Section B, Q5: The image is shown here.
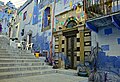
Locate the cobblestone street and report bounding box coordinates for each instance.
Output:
[0,74,88,82]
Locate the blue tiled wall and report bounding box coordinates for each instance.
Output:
[97,52,120,75]
[32,31,51,53]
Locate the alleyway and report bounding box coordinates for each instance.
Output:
[0,0,120,82]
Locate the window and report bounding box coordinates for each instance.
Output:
[118,38,120,44]
[77,38,80,42]
[62,48,64,52]
[84,41,91,46]
[84,32,91,37]
[84,51,91,56]
[77,47,80,51]
[77,57,80,61]
[55,37,59,41]
[62,40,64,44]
[43,7,50,27]
[21,29,24,36]
[23,11,27,20]
[55,45,59,49]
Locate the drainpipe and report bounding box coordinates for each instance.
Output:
[84,0,87,21]
[50,0,56,65]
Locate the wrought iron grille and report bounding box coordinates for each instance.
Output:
[84,0,120,19]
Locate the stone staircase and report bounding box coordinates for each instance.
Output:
[0,35,54,80]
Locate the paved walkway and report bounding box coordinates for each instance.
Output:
[0,73,88,82]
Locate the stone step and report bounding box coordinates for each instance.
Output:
[0,49,32,54]
[0,50,19,52]
[0,62,46,67]
[0,59,45,62]
[0,69,56,80]
[0,50,32,53]
[0,56,37,59]
[0,53,20,55]
[0,55,36,59]
[0,53,34,56]
[0,50,19,53]
[0,54,35,57]
[0,66,52,73]
[0,51,8,53]
[22,50,32,54]
[0,35,55,80]
[0,51,20,54]
[0,57,46,61]
[0,55,35,58]
[0,49,7,51]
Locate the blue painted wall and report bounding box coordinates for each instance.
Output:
[91,24,120,75]
[92,25,120,56]
[30,1,53,55]
[97,52,120,75]
[18,0,52,55]
[32,31,51,53]
[0,1,16,34]
[32,0,38,25]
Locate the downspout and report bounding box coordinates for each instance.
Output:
[50,0,56,65]
[84,0,87,21]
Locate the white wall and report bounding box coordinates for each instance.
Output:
[91,25,120,56]
[18,0,38,41]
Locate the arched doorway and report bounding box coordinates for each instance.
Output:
[66,20,77,28]
[63,17,79,69]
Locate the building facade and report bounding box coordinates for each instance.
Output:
[17,0,91,68]
[17,0,38,50]
[0,1,16,36]
[53,0,91,69]
[32,0,54,60]
[86,0,120,74]
[17,0,54,61]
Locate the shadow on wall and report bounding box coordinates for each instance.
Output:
[32,32,50,53]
